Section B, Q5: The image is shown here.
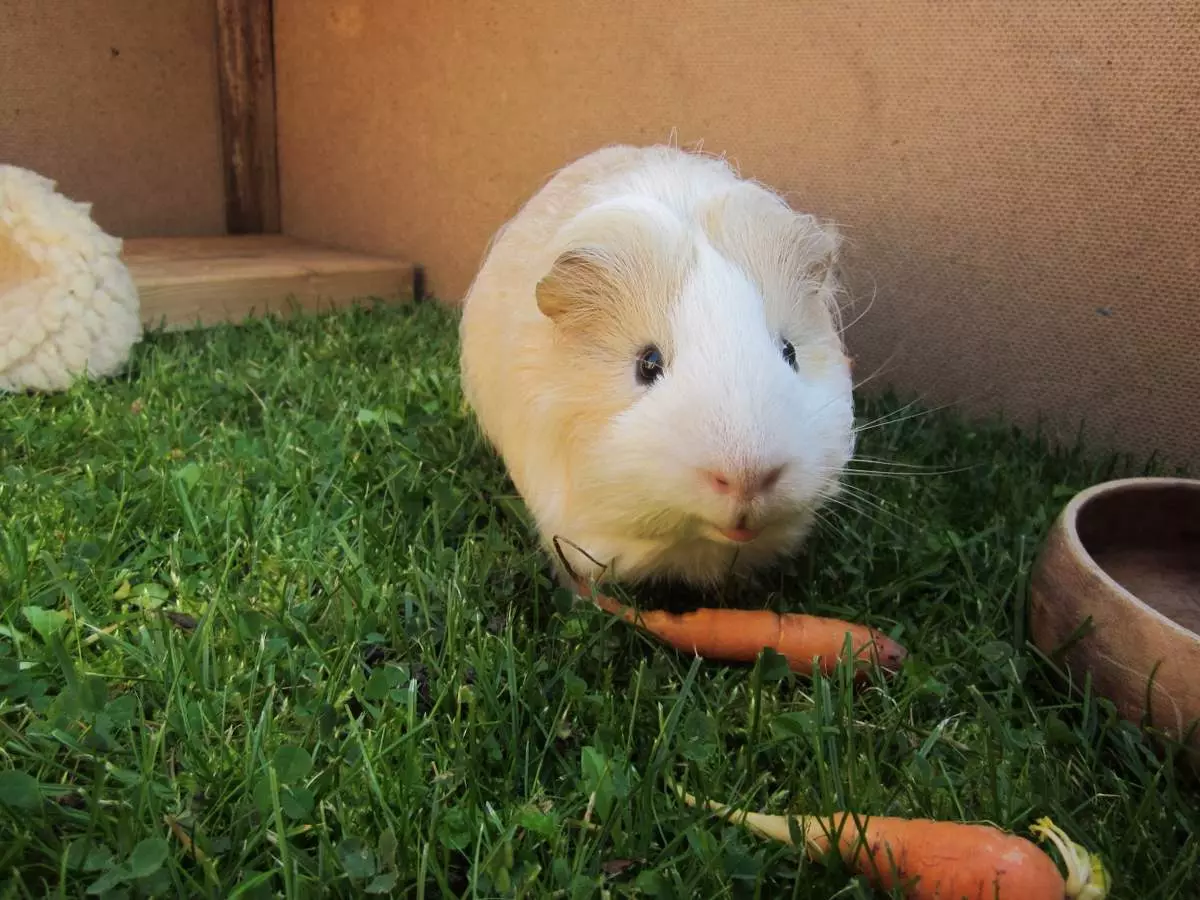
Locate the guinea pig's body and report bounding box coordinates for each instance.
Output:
[459,144,855,589]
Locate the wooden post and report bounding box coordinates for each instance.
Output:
[215,0,280,234]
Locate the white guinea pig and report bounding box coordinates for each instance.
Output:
[458,144,855,590]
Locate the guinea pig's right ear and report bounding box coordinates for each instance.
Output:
[535,247,612,323]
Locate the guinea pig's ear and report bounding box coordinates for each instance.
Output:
[806,221,842,292]
[535,247,613,322]
[808,222,848,324]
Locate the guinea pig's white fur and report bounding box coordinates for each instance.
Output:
[459,144,855,588]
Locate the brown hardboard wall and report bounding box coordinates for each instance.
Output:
[1,1,225,238]
[274,1,1200,468]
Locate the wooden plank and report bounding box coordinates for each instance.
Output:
[215,0,280,234]
[122,235,415,331]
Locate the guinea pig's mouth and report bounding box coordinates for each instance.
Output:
[717,525,762,544]
[700,515,766,545]
[701,504,811,545]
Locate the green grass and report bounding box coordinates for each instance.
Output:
[0,299,1197,899]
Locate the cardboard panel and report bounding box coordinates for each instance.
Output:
[275,1,1200,467]
[0,1,225,237]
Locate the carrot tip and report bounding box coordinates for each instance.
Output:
[865,632,908,672]
[1030,816,1110,899]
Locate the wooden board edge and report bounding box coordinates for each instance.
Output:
[135,263,418,333]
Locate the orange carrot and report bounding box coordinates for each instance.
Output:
[578,582,907,678]
[682,790,1110,900]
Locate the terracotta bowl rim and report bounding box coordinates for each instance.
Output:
[1059,475,1200,644]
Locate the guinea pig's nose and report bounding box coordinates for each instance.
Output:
[703,465,785,500]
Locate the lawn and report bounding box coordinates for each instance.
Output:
[0,299,1197,899]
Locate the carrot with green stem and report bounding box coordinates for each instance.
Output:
[677,785,1109,900]
[577,580,907,679]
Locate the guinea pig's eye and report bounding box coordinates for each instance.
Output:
[635,345,665,386]
[781,338,798,370]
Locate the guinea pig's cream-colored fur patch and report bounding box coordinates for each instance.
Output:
[459,145,854,588]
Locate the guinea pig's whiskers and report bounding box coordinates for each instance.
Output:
[853,384,1021,438]
[787,347,902,438]
[810,507,850,543]
[791,345,897,434]
[818,493,907,543]
[849,454,964,472]
[837,482,916,527]
[850,397,932,435]
[814,453,971,481]
[821,480,918,539]
[841,469,928,481]
[841,464,972,480]
[849,343,903,395]
[835,279,879,341]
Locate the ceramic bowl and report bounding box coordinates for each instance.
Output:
[1030,477,1200,756]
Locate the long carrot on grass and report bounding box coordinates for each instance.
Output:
[577,581,907,679]
[681,788,1109,900]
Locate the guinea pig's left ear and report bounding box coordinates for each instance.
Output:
[535,247,612,322]
[805,220,841,284]
[802,221,844,309]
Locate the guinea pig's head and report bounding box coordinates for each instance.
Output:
[533,181,854,574]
